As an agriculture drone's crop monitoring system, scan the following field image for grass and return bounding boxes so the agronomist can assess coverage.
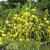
[6,39,50,50]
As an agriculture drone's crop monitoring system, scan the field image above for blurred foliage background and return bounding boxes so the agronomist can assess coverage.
[0,0,50,50]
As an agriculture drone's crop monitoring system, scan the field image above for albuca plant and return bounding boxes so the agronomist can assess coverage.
[0,2,50,49]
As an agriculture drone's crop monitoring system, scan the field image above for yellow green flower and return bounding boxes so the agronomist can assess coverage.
[2,34,6,37]
[36,19,38,22]
[5,20,9,24]
[44,18,47,20]
[14,14,18,17]
[15,32,18,36]
[39,23,44,26]
[46,20,49,24]
[13,17,17,20]
[13,26,17,30]
[31,15,35,18]
[0,37,2,44]
[13,35,16,38]
[0,30,4,33]
[23,12,30,17]
[47,26,50,33]
[23,29,25,32]
[31,8,36,12]
[35,16,38,19]
[19,38,23,42]
[48,26,50,29]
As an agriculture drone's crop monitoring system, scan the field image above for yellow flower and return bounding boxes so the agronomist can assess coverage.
[44,18,47,20]
[2,34,6,37]
[8,24,11,26]
[0,30,4,33]
[29,22,33,26]
[31,15,35,18]
[46,20,49,24]
[17,24,22,29]
[15,32,18,36]
[35,16,38,19]
[23,29,25,32]
[14,14,18,17]
[31,8,36,12]
[23,12,30,17]
[39,23,44,26]
[7,32,10,35]
[37,26,41,30]
[13,27,17,30]
[17,17,20,20]
[13,17,17,19]
[23,19,27,23]
[5,20,9,24]
[48,26,50,29]
[47,26,50,33]
[25,23,28,26]
[10,34,12,37]
[29,26,31,29]
[32,28,34,31]
[13,35,16,38]
[26,33,28,36]
[19,38,23,42]
[25,8,29,11]
[36,19,38,22]
[0,37,2,44]
[0,37,2,40]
